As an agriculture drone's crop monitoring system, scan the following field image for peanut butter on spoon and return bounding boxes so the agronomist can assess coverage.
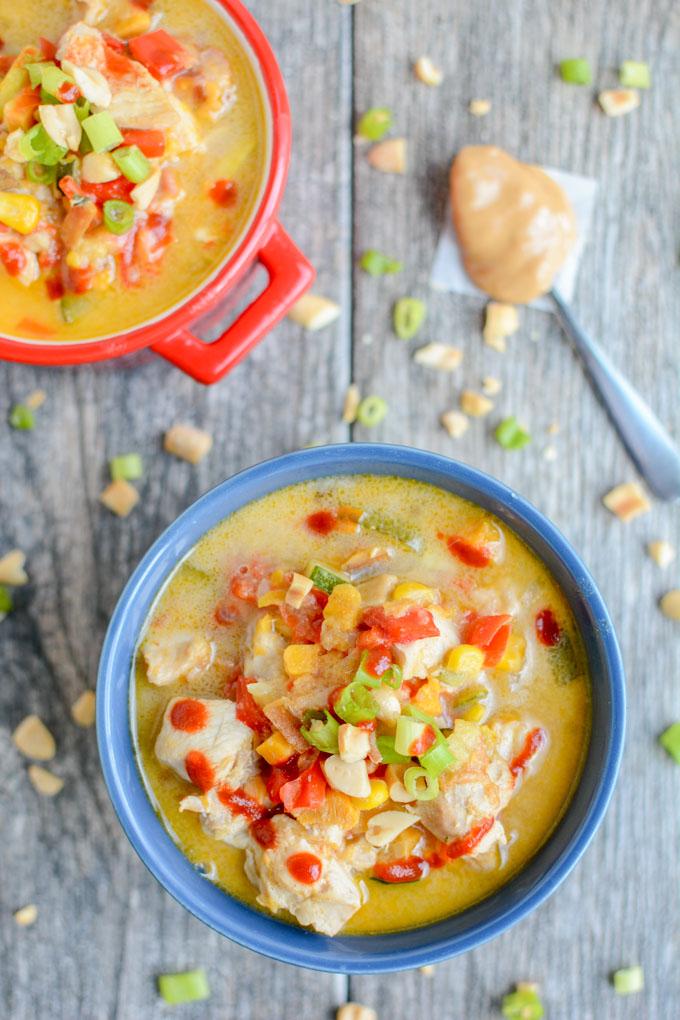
[450,145,577,304]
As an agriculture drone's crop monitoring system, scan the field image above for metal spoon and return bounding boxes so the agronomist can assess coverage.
[550,287,680,501]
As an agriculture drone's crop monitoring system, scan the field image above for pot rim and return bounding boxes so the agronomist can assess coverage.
[96,443,626,973]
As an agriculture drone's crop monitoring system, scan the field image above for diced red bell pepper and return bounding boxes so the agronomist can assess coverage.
[81,177,135,205]
[45,276,64,301]
[364,648,393,677]
[229,562,267,604]
[446,535,492,568]
[57,80,81,103]
[0,243,28,278]
[280,589,327,645]
[39,37,56,60]
[510,727,547,776]
[120,128,166,158]
[280,760,327,814]
[265,757,299,803]
[209,179,238,208]
[446,816,495,859]
[409,725,436,756]
[235,676,271,738]
[360,606,440,646]
[465,613,512,667]
[535,608,561,647]
[103,31,128,54]
[129,29,194,81]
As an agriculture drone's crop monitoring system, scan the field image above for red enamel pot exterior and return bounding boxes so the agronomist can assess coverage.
[0,0,314,385]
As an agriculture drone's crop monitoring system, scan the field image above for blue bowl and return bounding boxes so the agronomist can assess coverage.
[97,444,625,973]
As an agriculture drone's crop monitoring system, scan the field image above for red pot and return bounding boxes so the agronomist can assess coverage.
[0,0,314,385]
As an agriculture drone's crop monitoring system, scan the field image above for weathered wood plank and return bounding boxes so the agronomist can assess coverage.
[351,0,679,1018]
[0,1,352,1017]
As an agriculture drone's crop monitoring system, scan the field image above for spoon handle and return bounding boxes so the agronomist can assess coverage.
[551,288,680,501]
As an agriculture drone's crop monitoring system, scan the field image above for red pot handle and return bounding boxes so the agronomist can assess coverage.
[151,221,315,384]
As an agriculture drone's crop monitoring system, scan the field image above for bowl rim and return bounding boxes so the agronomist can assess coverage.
[97,443,625,973]
[0,0,290,365]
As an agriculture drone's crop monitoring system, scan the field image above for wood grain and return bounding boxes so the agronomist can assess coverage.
[1,0,679,1017]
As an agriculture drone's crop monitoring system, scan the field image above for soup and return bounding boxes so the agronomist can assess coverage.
[0,0,266,341]
[134,476,591,936]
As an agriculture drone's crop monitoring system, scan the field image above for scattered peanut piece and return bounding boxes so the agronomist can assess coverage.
[469,98,491,116]
[481,375,502,396]
[343,383,361,424]
[12,715,56,761]
[547,421,560,435]
[413,342,463,371]
[647,540,676,569]
[598,88,640,117]
[660,589,680,621]
[288,293,340,331]
[71,690,96,728]
[0,549,28,586]
[419,965,435,976]
[99,479,139,518]
[483,302,519,352]
[28,764,64,797]
[367,138,407,174]
[164,424,213,464]
[543,445,558,462]
[602,481,651,522]
[414,56,443,86]
[25,389,46,410]
[337,1005,377,1020]
[13,904,38,927]
[441,410,469,439]
[460,390,493,417]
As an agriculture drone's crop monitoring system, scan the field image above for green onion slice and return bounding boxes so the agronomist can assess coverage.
[619,61,651,89]
[359,509,422,552]
[359,249,403,276]
[300,709,340,754]
[559,58,592,85]
[356,395,388,428]
[356,107,392,141]
[376,734,411,765]
[82,111,123,153]
[393,297,426,340]
[419,739,455,778]
[26,161,57,185]
[612,966,644,995]
[352,651,403,690]
[40,64,75,99]
[394,715,428,757]
[9,404,35,430]
[26,62,55,87]
[334,681,378,725]
[659,722,680,764]
[0,584,13,615]
[60,294,90,324]
[501,987,544,1019]
[112,144,151,184]
[110,453,143,482]
[19,124,67,166]
[74,97,91,122]
[158,969,210,1005]
[404,765,439,801]
[495,416,531,450]
[308,562,348,595]
[103,199,135,235]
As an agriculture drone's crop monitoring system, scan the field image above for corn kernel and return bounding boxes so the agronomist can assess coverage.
[446,644,486,676]
[253,613,274,656]
[0,192,41,235]
[257,589,286,608]
[256,731,295,766]
[114,7,152,39]
[283,643,321,677]
[350,778,389,811]
[462,703,486,723]
[391,581,434,603]
[410,677,442,716]
[497,632,526,672]
[323,582,362,629]
[269,569,286,587]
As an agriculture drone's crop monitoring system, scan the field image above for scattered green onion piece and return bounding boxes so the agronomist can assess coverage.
[380,663,403,690]
[360,249,403,276]
[559,58,592,85]
[0,585,13,615]
[103,199,135,236]
[612,966,644,995]
[9,404,35,430]
[300,709,340,754]
[404,765,439,801]
[394,715,428,757]
[495,416,532,450]
[352,652,384,688]
[60,294,90,324]
[39,87,60,105]
[74,97,91,122]
[110,453,143,482]
[356,107,392,141]
[26,161,57,185]
[56,159,76,185]
[356,395,388,428]
[19,124,67,166]
[659,722,680,764]
[619,61,651,89]
[501,986,544,1019]
[40,64,75,99]
[359,510,423,552]
[307,563,347,595]
[334,681,378,725]
[82,111,123,153]
[158,969,210,1005]
[112,144,151,184]
[419,739,455,778]
[393,297,426,340]
[26,62,54,88]
[376,734,410,765]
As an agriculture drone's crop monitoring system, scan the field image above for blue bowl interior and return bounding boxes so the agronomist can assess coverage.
[97,444,625,973]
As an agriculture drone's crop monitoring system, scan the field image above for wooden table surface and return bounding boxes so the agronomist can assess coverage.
[2,1,679,1017]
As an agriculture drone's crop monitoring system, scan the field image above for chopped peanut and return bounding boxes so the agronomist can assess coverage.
[338,723,370,763]
[414,56,443,86]
[71,690,96,728]
[12,715,56,761]
[599,88,640,117]
[25,389,46,410]
[647,541,676,569]
[99,479,139,518]
[483,302,519,352]
[460,390,494,417]
[547,421,560,435]
[337,1003,376,1020]
[543,445,558,462]
[343,383,361,424]
[440,410,469,439]
[288,293,341,331]
[413,342,463,371]
[660,589,680,621]
[602,482,651,522]
[14,904,38,927]
[481,375,502,396]
[420,965,435,976]
[164,424,213,464]
[367,138,407,174]
[365,810,415,847]
[28,764,64,797]
[0,549,28,586]
[285,572,314,609]
[469,98,491,116]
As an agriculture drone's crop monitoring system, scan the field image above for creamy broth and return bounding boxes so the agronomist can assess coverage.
[0,0,266,340]
[134,476,590,935]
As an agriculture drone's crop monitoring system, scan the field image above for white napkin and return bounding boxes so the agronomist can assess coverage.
[430,167,598,312]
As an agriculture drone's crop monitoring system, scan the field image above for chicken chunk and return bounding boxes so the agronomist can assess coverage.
[143,631,215,686]
[155,696,255,792]
[392,605,458,680]
[243,615,286,682]
[244,815,365,935]
[179,789,251,848]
